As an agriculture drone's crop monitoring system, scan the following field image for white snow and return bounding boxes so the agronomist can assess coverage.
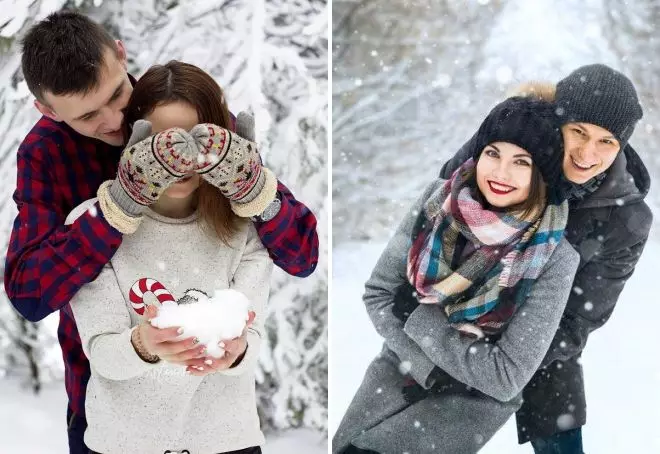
[330,239,660,453]
[150,289,251,358]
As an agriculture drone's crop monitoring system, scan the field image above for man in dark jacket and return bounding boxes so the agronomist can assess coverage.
[4,11,319,454]
[439,64,652,454]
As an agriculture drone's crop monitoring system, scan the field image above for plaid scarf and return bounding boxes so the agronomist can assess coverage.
[407,159,569,334]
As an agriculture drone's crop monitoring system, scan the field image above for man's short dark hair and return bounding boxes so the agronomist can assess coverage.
[21,11,118,103]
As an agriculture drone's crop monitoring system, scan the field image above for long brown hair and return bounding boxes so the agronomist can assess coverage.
[122,60,240,243]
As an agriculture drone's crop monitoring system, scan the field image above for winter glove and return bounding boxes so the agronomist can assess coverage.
[392,282,421,322]
[190,115,277,218]
[97,120,198,234]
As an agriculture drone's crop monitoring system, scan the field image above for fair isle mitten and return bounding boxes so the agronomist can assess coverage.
[190,122,277,218]
[97,120,198,234]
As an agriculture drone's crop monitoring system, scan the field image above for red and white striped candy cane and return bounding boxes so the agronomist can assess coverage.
[129,278,176,315]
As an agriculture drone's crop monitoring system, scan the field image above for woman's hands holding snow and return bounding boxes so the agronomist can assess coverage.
[185,310,256,376]
[139,305,207,365]
[142,289,256,374]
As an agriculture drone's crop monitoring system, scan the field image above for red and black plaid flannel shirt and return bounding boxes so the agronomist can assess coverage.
[4,116,318,417]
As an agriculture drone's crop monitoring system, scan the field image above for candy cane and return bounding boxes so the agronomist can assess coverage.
[129,278,176,315]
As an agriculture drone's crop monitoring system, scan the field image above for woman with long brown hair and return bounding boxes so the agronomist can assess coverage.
[65,61,272,454]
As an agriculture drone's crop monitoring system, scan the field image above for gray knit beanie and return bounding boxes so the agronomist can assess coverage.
[555,64,643,149]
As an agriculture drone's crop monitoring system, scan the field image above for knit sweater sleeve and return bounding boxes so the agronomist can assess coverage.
[403,239,580,402]
[69,262,160,381]
[363,180,445,388]
[222,224,274,376]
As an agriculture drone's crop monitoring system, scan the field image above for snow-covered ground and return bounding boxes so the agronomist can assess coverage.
[330,238,660,453]
[0,376,327,453]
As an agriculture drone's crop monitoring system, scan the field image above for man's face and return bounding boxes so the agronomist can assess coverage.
[37,43,133,146]
[561,122,621,184]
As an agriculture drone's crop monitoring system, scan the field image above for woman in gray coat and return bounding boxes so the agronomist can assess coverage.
[333,97,580,454]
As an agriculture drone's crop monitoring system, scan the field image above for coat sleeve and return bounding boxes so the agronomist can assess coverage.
[222,224,274,376]
[69,264,160,381]
[403,240,580,402]
[438,132,477,179]
[254,181,318,278]
[363,180,444,388]
[4,144,123,322]
[540,205,652,366]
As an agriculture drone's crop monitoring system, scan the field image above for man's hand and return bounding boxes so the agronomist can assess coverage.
[136,305,207,366]
[185,311,256,375]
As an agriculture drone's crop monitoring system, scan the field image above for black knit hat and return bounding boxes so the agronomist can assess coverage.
[472,96,564,188]
[555,64,643,149]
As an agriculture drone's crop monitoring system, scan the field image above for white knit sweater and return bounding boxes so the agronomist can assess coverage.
[66,200,273,454]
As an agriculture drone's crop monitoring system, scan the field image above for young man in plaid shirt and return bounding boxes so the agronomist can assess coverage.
[4,11,319,453]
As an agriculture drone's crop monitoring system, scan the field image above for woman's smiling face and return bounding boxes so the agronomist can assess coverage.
[476,142,533,208]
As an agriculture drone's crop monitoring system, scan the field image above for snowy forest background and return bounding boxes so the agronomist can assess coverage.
[332,0,660,453]
[0,0,328,450]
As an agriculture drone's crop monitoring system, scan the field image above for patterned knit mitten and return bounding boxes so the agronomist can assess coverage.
[98,120,197,233]
[190,119,277,218]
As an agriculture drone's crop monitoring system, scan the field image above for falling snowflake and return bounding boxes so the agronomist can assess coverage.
[572,286,584,295]
[495,66,513,84]
[414,420,421,428]
[559,341,567,349]
[433,74,452,88]
[355,78,363,87]
[583,302,594,311]
[399,361,412,374]
[556,413,576,431]
[376,387,382,394]
[469,346,478,355]
[421,336,434,348]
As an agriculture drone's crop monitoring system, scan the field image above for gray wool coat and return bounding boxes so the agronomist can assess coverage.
[439,140,653,442]
[332,180,580,454]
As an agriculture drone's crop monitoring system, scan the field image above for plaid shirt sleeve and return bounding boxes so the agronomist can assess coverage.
[4,145,123,322]
[253,180,319,277]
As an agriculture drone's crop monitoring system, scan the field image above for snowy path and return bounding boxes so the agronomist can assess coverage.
[330,239,660,453]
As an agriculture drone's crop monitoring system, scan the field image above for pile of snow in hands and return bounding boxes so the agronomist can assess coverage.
[150,289,251,358]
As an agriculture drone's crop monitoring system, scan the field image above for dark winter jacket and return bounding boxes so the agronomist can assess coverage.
[439,136,653,442]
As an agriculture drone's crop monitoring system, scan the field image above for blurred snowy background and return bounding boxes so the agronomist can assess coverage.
[0,0,327,452]
[332,0,660,452]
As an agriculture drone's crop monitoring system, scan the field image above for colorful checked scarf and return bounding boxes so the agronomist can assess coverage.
[407,159,569,335]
